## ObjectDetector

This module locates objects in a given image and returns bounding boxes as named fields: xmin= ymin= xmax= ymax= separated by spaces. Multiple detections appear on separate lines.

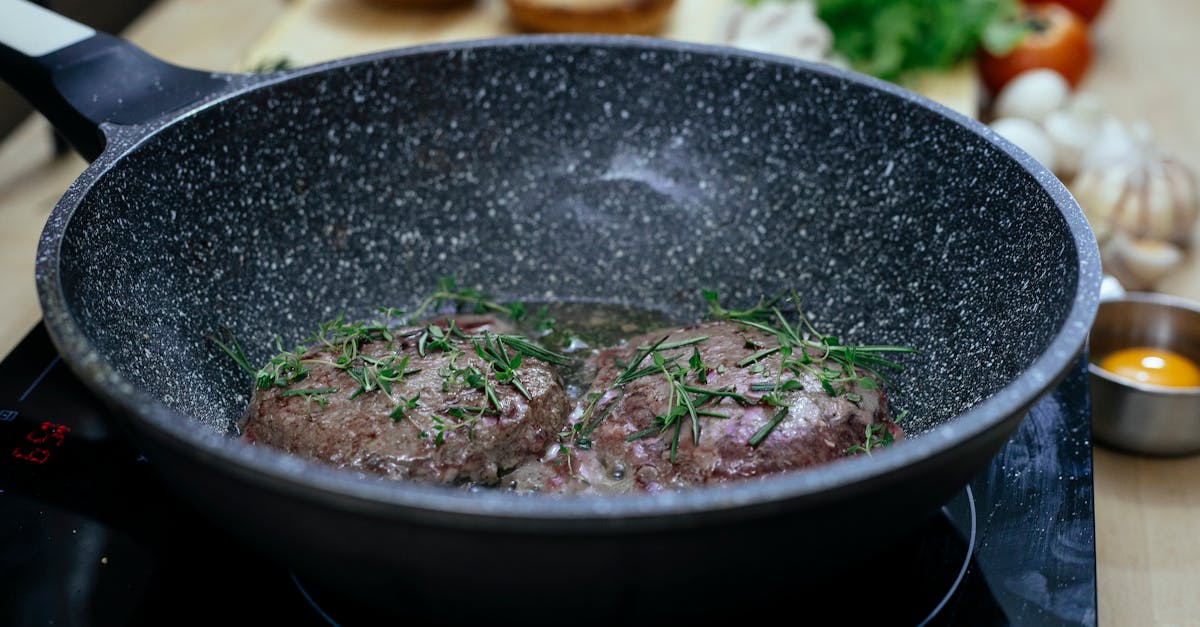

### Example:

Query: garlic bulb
xmin=1070 ymin=132 xmax=1200 ymax=288
xmin=720 ymin=0 xmax=833 ymax=63
xmin=989 ymin=117 xmax=1057 ymax=171
xmin=1043 ymin=92 xmax=1110 ymax=178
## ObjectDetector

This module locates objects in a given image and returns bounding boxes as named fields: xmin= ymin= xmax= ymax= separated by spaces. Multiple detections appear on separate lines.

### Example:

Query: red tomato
xmin=979 ymin=4 xmax=1092 ymax=93
xmin=1023 ymin=0 xmax=1107 ymax=23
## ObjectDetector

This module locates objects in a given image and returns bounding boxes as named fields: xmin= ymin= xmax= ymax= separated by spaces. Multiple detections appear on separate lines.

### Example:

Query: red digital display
xmin=12 ymin=421 xmax=70 ymax=464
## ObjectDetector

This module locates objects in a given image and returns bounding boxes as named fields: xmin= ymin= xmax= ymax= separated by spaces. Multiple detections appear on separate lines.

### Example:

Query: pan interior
xmin=54 ymin=42 xmax=1079 ymax=456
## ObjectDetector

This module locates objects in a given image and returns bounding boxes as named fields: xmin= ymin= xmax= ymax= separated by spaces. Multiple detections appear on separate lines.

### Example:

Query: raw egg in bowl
xmin=1089 ymin=292 xmax=1200 ymax=455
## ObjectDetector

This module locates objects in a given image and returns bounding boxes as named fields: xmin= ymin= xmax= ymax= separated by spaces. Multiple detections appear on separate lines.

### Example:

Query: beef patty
xmin=241 ymin=318 xmax=570 ymax=485
xmin=554 ymin=321 xmax=901 ymax=492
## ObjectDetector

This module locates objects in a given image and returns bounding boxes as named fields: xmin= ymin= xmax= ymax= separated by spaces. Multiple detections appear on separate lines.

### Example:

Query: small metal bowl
xmin=1090 ymin=291 xmax=1200 ymax=456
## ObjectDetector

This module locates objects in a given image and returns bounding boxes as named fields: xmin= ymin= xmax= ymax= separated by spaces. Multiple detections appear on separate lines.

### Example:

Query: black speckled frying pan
xmin=1 ymin=1 xmax=1099 ymax=620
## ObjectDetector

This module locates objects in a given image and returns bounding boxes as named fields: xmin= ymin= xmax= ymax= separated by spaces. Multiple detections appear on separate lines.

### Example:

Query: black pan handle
xmin=0 ymin=0 xmax=232 ymax=161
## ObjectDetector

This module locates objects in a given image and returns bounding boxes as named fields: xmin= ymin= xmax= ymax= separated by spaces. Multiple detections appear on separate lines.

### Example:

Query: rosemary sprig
xmin=210 ymin=327 xmax=309 ymax=390
xmin=614 ymin=335 xmax=670 ymax=385
xmin=476 ymin=334 xmax=569 ymax=366
xmin=473 ymin=333 xmax=531 ymax=400
xmin=748 ymin=408 xmax=789 ymax=447
xmin=406 ymin=275 xmax=527 ymax=322
xmin=705 ymin=289 xmax=916 ymax=396
xmin=636 ymin=336 xmax=709 ymax=351
xmin=622 ymin=350 xmax=728 ymax=462
xmin=213 ymin=277 xmax=572 ymax=449
xmin=279 ymin=386 xmax=338 ymax=407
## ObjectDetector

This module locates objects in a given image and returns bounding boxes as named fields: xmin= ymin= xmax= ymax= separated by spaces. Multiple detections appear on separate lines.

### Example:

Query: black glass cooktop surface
xmin=0 ymin=324 xmax=1096 ymax=626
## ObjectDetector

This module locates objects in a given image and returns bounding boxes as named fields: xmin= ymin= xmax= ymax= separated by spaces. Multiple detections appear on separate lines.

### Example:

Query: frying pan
xmin=1 ymin=0 xmax=1099 ymax=620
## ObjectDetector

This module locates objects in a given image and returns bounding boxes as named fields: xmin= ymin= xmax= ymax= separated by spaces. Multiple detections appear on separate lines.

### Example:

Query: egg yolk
xmin=1098 ymin=346 xmax=1200 ymax=387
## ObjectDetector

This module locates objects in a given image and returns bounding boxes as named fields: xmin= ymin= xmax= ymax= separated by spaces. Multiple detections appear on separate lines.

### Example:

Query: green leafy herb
xmin=254 ymin=340 xmax=309 ymax=390
xmin=846 ymin=422 xmax=896 ymax=456
xmin=473 ymin=333 xmax=530 ymax=400
xmin=438 ymin=351 xmax=499 ymax=410
xmin=278 ymin=386 xmax=338 ymax=407
xmin=407 ymin=275 xmax=527 ymax=322
xmin=748 ymin=408 xmax=790 ymax=447
xmin=621 ymin=348 xmax=744 ymax=462
xmin=209 ymin=327 xmax=308 ymax=390
xmin=614 ymin=335 xmax=671 ymax=385
xmin=688 ymin=346 xmax=709 ymax=385
xmin=247 ymin=55 xmax=294 ymax=73
xmin=479 ymin=334 xmax=569 ymax=366
xmin=344 ymin=354 xmax=419 ymax=400
xmin=808 ymin=0 xmax=1021 ymax=81
xmin=389 ymin=394 xmax=421 ymax=422
xmin=705 ymin=289 xmax=915 ymax=397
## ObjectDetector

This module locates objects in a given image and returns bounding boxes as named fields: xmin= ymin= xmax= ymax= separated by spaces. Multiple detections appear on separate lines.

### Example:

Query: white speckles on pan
xmin=36 ymin=37 xmax=1098 ymax=514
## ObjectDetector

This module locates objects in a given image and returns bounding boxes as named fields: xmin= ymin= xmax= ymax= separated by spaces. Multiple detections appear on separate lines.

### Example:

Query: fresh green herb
xmin=569 ymin=392 xmax=618 ymax=451
xmin=403 ymin=403 xmax=496 ymax=446
xmin=209 ymin=327 xmax=308 ymax=390
xmin=636 ymin=336 xmax=708 ymax=351
xmin=278 ymin=387 xmax=338 ymax=407
xmin=210 ymin=327 xmax=256 ymax=376
xmin=748 ymin=408 xmax=790 ymax=447
xmin=247 ymin=55 xmax=294 ymax=73
xmin=255 ymin=340 xmax=310 ymax=390
xmin=677 ymin=385 xmax=752 ymax=406
xmin=438 ymin=351 xmax=500 ymax=410
xmin=688 ymin=346 xmax=709 ymax=385
xmin=553 ymin=443 xmax=587 ymax=484
xmin=478 ymin=334 xmax=569 ymax=366
xmin=407 ymin=275 xmax=527 ymax=322
xmin=846 ymin=422 xmax=895 ymax=456
xmin=705 ymin=289 xmax=915 ymax=395
xmin=473 ymin=333 xmax=530 ymax=400
xmin=533 ymin=305 xmax=556 ymax=333
xmin=343 ymin=354 xmax=419 ymax=400
xmin=623 ymin=350 xmax=730 ymax=462
xmin=614 ymin=335 xmax=671 ymax=385
xmin=807 ymin=0 xmax=1022 ymax=81
xmin=388 ymin=394 xmax=421 ymax=422
xmin=305 ymin=310 xmax=398 ymax=356
xmin=416 ymin=321 xmax=462 ymax=357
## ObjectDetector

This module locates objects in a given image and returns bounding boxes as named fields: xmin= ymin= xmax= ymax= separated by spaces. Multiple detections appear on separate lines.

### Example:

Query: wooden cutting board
xmin=240 ymin=0 xmax=981 ymax=117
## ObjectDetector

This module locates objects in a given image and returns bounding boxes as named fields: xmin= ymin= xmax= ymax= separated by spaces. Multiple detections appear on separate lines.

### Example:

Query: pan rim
xmin=34 ymin=34 xmax=1101 ymax=525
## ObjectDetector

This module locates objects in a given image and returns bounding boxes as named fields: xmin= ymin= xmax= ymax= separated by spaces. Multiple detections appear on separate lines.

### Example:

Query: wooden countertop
xmin=2 ymin=0 xmax=1197 ymax=623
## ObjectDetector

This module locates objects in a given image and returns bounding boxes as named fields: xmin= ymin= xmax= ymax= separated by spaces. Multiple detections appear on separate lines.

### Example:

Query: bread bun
xmin=505 ymin=0 xmax=676 ymax=35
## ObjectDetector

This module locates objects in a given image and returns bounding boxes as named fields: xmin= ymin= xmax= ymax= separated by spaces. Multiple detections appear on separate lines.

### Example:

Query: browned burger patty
xmin=241 ymin=319 xmax=570 ymax=486
xmin=562 ymin=321 xmax=901 ymax=492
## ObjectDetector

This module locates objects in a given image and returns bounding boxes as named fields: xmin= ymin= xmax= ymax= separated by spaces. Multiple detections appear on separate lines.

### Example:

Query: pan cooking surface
xmin=49 ymin=42 xmax=1080 ymax=451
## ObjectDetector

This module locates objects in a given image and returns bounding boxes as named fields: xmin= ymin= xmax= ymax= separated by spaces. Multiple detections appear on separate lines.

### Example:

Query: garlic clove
xmin=989 ymin=117 xmax=1057 ymax=171
xmin=1079 ymin=116 xmax=1136 ymax=171
xmin=1044 ymin=112 xmax=1088 ymax=178
xmin=1070 ymin=159 xmax=1130 ymax=243
xmin=993 ymin=69 xmax=1071 ymax=124
xmin=1044 ymin=93 xmax=1108 ymax=179
xmin=1101 ymin=234 xmax=1184 ymax=290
